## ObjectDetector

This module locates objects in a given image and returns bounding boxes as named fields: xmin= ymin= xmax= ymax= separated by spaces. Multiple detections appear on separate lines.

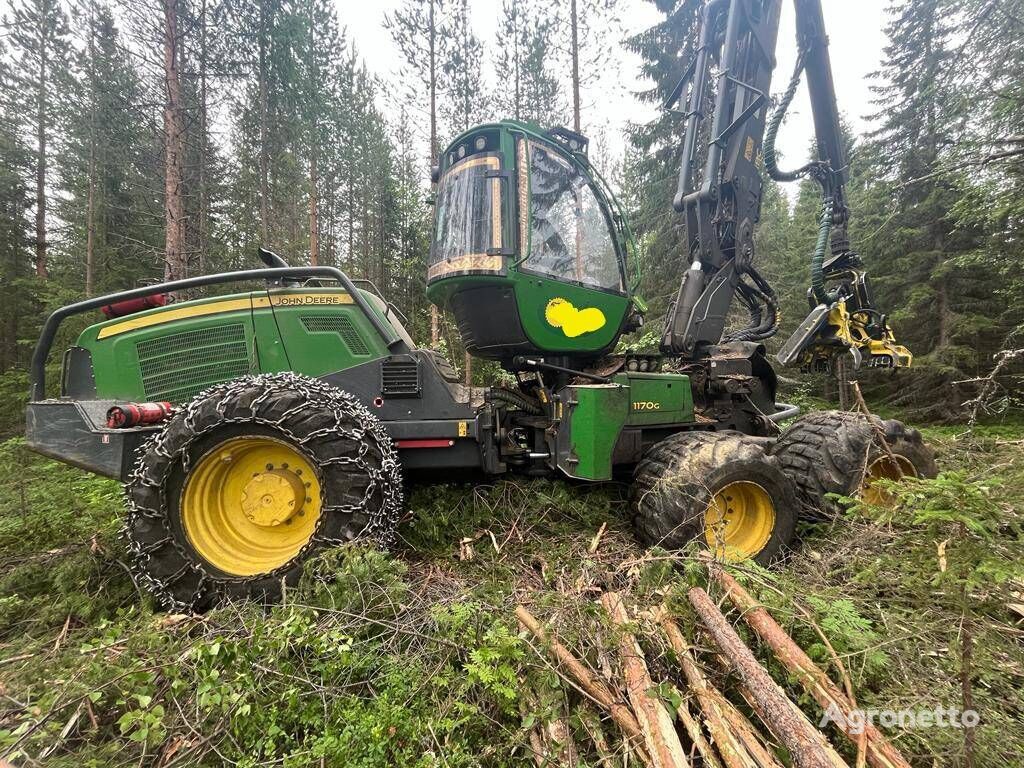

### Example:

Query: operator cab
xmin=426 ymin=121 xmax=643 ymax=366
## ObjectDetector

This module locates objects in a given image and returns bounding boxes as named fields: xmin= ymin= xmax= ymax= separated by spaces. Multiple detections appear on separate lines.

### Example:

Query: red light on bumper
xmin=395 ymin=439 xmax=455 ymax=449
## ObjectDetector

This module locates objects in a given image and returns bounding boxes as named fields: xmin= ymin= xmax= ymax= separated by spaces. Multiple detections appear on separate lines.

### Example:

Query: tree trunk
xmin=309 ymin=153 xmax=319 ymax=265
xmin=307 ymin=0 xmax=319 ymax=267
xmin=570 ymin=0 xmax=581 ymax=133
xmin=429 ymin=0 xmax=440 ymax=347
xmin=602 ymin=592 xmax=690 ymax=768
xmin=198 ymin=0 xmax=208 ymax=275
xmin=688 ymin=588 xmax=848 ymax=768
xmin=163 ymin=0 xmax=187 ymax=283
xmin=34 ymin=24 xmax=48 ymax=279
xmin=85 ymin=7 xmax=97 ymax=296
xmin=258 ymin=0 xmax=270 ymax=244
xmin=708 ymin=566 xmax=912 ymax=768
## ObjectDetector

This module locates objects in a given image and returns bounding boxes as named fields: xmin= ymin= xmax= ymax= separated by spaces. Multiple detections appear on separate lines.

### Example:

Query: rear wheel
xmin=770 ymin=410 xmax=937 ymax=517
xmin=630 ymin=432 xmax=799 ymax=565
xmin=124 ymin=372 xmax=403 ymax=611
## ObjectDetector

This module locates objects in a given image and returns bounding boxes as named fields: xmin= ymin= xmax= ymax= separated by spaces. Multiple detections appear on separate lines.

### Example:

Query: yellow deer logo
xmin=545 ymin=298 xmax=606 ymax=338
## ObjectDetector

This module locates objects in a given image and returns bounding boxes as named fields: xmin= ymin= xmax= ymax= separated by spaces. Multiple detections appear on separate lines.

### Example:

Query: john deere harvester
xmin=27 ymin=0 xmax=935 ymax=610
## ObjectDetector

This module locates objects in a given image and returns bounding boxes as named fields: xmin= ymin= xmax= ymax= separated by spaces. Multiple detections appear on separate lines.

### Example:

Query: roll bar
xmin=30 ymin=266 xmax=409 ymax=401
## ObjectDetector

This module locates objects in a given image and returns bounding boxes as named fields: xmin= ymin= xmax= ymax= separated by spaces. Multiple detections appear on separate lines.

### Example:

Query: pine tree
xmin=298 ymin=0 xmax=345 ymax=266
xmin=495 ymin=0 xmax=563 ymax=126
xmin=7 ymin=0 xmax=69 ymax=280
xmin=551 ymin=0 xmax=622 ymax=133
xmin=440 ymin=0 xmax=486 ymax=137
xmin=386 ymin=0 xmax=447 ymax=165
xmin=0 ymin=48 xmax=32 ymax=372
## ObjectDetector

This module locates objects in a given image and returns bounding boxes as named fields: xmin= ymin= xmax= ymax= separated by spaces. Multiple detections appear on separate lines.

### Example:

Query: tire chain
xmin=123 ymin=372 xmax=403 ymax=612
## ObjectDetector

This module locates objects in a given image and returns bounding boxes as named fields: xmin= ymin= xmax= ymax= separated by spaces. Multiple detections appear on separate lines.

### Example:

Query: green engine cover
xmin=555 ymin=371 xmax=695 ymax=481
xmin=75 ymin=287 xmax=392 ymax=404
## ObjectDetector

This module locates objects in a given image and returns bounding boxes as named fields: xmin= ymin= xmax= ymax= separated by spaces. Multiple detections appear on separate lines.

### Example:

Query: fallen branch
xmin=659 ymin=615 xmax=778 ymax=768
xmin=589 ymin=522 xmax=608 ymax=554
xmin=515 ymin=605 xmax=651 ymax=764
xmin=602 ymin=592 xmax=690 ymax=768
xmin=707 ymin=566 xmax=911 ymax=768
xmin=688 ymin=588 xmax=849 ymax=768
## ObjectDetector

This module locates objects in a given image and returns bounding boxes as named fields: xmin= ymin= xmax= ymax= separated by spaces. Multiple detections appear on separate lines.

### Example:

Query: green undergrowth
xmin=1 ymin=425 xmax=1022 ymax=766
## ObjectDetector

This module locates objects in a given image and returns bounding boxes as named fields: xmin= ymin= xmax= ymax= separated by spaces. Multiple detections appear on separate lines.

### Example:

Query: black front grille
xmin=300 ymin=315 xmax=371 ymax=355
xmin=381 ymin=357 xmax=420 ymax=397
xmin=136 ymin=324 xmax=250 ymax=403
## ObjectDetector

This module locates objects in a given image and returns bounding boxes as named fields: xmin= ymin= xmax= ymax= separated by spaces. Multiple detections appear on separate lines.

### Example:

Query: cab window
xmin=430 ymin=155 xmax=503 ymax=280
xmin=523 ymin=141 xmax=622 ymax=292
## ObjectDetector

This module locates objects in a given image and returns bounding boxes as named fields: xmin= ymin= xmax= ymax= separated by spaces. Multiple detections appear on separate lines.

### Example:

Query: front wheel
xmin=630 ymin=432 xmax=799 ymax=565
xmin=124 ymin=372 xmax=403 ymax=611
xmin=770 ymin=410 xmax=937 ymax=517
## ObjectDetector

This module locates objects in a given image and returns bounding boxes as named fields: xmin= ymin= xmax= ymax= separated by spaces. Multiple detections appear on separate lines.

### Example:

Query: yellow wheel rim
xmin=704 ymin=481 xmax=776 ymax=562
xmin=181 ymin=436 xmax=322 ymax=576
xmin=861 ymin=455 xmax=917 ymax=507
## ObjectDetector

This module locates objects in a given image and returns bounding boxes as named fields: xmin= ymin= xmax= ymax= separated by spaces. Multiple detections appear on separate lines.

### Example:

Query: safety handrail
xmin=30 ymin=266 xmax=408 ymax=401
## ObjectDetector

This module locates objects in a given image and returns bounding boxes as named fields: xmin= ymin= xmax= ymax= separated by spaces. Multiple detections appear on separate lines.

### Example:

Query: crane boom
xmin=661 ymin=0 xmax=911 ymax=374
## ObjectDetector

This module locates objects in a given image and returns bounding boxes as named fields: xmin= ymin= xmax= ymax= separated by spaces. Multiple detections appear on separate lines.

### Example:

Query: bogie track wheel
xmin=770 ymin=410 xmax=937 ymax=518
xmin=631 ymin=432 xmax=798 ymax=565
xmin=124 ymin=373 xmax=403 ymax=611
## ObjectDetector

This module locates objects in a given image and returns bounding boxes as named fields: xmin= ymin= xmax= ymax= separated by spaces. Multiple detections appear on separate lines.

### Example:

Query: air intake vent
xmin=300 ymin=315 xmax=370 ymax=355
xmin=381 ymin=357 xmax=420 ymax=398
xmin=137 ymin=324 xmax=250 ymax=403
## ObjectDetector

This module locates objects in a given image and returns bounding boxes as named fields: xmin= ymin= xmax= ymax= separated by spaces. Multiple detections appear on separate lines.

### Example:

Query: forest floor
xmin=1 ymin=420 xmax=1022 ymax=767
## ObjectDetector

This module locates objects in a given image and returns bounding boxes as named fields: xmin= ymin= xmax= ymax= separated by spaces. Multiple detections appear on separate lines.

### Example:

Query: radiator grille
xmin=300 ymin=315 xmax=371 ymax=355
xmin=137 ymin=324 xmax=250 ymax=403
xmin=381 ymin=358 xmax=420 ymax=397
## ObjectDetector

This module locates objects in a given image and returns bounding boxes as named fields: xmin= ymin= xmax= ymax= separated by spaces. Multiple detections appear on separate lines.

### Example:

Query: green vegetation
xmin=2 ymin=426 xmax=1022 ymax=766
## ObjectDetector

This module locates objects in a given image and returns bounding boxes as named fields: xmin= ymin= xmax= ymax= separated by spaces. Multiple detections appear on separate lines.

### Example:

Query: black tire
xmin=770 ymin=410 xmax=937 ymax=518
xmin=630 ymin=432 xmax=799 ymax=566
xmin=124 ymin=372 xmax=403 ymax=611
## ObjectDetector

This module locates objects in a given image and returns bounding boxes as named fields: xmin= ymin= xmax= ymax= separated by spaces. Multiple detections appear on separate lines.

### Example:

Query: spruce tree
xmin=864 ymin=0 xmax=985 ymax=418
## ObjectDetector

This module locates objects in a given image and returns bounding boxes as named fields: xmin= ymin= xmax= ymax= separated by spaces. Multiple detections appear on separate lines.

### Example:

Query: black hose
xmin=811 ymin=198 xmax=835 ymax=305
xmin=764 ymin=46 xmax=839 ymax=307
xmin=490 ymin=388 xmax=543 ymax=416
xmin=763 ymin=51 xmax=818 ymax=184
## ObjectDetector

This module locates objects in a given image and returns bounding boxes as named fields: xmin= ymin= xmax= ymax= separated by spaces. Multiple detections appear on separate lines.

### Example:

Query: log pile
xmin=515 ymin=561 xmax=913 ymax=768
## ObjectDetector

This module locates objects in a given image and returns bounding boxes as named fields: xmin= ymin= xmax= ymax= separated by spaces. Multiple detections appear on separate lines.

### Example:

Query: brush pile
xmin=516 ymin=558 xmax=912 ymax=768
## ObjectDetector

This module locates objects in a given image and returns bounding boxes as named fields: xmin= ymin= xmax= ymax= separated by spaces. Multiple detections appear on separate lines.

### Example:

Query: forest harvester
xmin=26 ymin=0 xmax=935 ymax=610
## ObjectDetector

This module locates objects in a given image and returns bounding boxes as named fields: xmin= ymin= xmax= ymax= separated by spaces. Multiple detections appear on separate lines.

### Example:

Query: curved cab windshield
xmin=524 ymin=141 xmax=622 ymax=292
xmin=430 ymin=156 xmax=502 ymax=280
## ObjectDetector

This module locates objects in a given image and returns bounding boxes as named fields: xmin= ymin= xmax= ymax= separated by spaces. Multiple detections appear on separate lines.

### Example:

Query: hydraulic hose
xmin=763 ymin=51 xmax=815 ymax=183
xmin=490 ymin=388 xmax=543 ymax=416
xmin=764 ymin=46 xmax=838 ymax=307
xmin=811 ymin=198 xmax=835 ymax=305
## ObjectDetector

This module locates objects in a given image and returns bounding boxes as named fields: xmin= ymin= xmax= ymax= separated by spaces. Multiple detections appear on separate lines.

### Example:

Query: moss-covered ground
xmin=1 ymin=422 xmax=1022 ymax=766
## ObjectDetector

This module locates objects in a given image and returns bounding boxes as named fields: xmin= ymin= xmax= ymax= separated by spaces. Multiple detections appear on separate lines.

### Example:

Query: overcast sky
xmin=343 ymin=0 xmax=893 ymax=190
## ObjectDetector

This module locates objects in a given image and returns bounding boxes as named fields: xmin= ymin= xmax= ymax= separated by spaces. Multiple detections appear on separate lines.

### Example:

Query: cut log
xmin=602 ymin=592 xmax=691 ymax=768
xmin=515 ymin=605 xmax=651 ymax=763
xmin=688 ymin=588 xmax=849 ymax=768
xmin=659 ymin=615 xmax=772 ymax=768
xmin=707 ymin=567 xmax=912 ymax=768
xmin=706 ymin=682 xmax=786 ymax=768
xmin=674 ymin=690 xmax=725 ymax=768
